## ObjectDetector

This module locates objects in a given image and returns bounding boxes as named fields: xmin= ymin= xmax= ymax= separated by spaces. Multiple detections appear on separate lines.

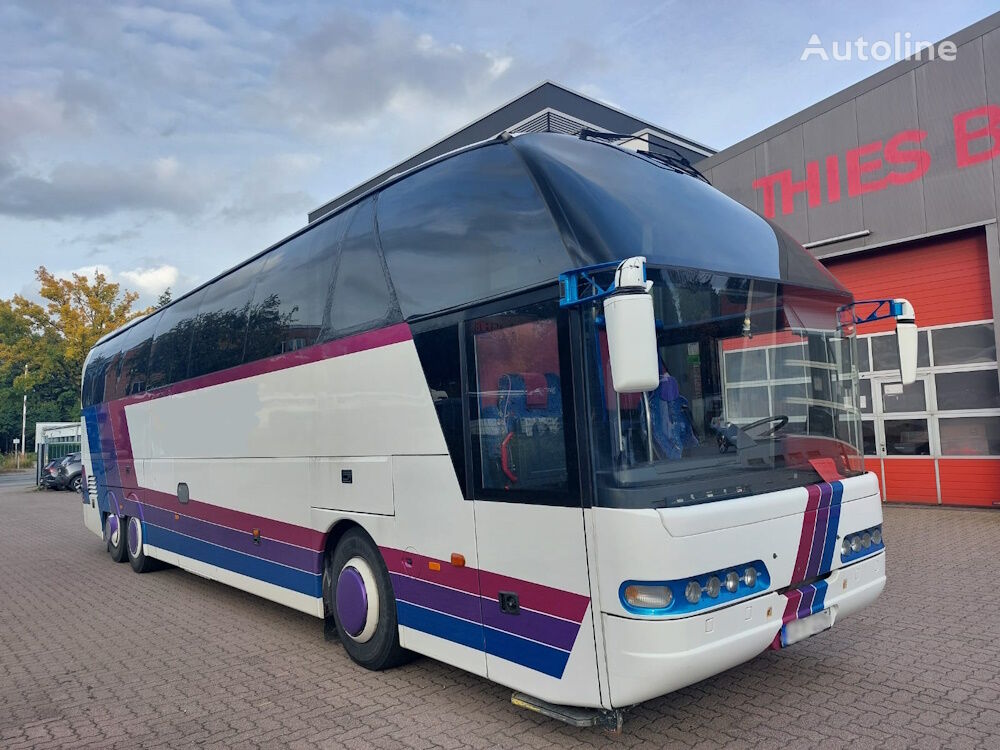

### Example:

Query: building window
xmin=870 ymin=331 xmax=929 ymax=371
xmin=939 ymin=416 xmax=1000 ymax=456
xmin=935 ymin=370 xmax=1000 ymax=411
xmin=883 ymin=419 xmax=930 ymax=456
xmin=931 ymin=323 xmax=996 ymax=366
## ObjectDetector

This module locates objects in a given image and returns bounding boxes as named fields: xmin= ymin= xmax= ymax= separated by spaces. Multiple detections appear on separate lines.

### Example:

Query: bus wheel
xmin=329 ymin=529 xmax=409 ymax=670
xmin=126 ymin=515 xmax=160 ymax=573
xmin=106 ymin=514 xmax=128 ymax=563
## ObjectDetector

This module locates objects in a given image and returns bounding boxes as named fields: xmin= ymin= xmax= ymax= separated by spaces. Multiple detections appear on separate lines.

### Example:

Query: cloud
xmin=119 ymin=265 xmax=179 ymax=297
xmin=0 ymin=156 xmax=220 ymax=220
xmin=258 ymin=11 xmax=525 ymax=135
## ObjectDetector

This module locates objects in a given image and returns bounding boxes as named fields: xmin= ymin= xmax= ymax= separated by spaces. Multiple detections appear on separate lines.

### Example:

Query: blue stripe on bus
xmin=819 ymin=481 xmax=844 ymax=574
xmin=82 ymin=408 xmax=107 ymax=511
xmin=396 ymin=601 xmax=485 ymax=651
xmin=484 ymin=627 xmax=571 ymax=679
xmin=396 ymin=601 xmax=571 ymax=678
xmin=144 ymin=523 xmax=323 ymax=597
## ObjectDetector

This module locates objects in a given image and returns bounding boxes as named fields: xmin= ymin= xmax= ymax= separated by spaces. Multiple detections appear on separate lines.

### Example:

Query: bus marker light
xmin=450 ymin=553 xmax=466 ymax=567
xmin=706 ymin=576 xmax=721 ymax=598
xmin=684 ymin=581 xmax=701 ymax=604
xmin=428 ymin=561 xmax=441 ymax=572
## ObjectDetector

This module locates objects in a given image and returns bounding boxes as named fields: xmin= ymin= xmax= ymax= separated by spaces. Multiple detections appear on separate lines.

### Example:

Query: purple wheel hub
xmin=127 ymin=517 xmax=141 ymax=557
xmin=336 ymin=566 xmax=368 ymax=638
xmin=106 ymin=514 xmax=120 ymax=544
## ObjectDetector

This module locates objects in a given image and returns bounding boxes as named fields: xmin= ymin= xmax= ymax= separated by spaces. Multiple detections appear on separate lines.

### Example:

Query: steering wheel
xmin=742 ymin=415 xmax=789 ymax=438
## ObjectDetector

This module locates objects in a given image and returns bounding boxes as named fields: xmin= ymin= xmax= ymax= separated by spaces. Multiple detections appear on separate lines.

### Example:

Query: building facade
xmin=700 ymin=11 xmax=1000 ymax=508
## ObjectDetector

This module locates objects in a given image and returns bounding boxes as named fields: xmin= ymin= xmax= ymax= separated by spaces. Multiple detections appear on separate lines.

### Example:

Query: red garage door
xmin=825 ymin=230 xmax=1000 ymax=508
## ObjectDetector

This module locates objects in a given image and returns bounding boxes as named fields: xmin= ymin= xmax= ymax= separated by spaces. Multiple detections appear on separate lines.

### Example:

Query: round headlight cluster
xmin=842 ymin=525 xmax=884 ymax=559
xmin=683 ymin=566 xmax=761 ymax=605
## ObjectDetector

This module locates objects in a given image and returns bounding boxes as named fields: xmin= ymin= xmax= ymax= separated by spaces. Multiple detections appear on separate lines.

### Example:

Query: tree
xmin=157 ymin=287 xmax=172 ymax=307
xmin=0 ymin=267 xmax=148 ymax=450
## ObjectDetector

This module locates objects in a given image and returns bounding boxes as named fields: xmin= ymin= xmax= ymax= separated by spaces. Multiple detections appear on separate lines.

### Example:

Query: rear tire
xmin=70 ymin=475 xmax=83 ymax=494
xmin=105 ymin=514 xmax=128 ymax=563
xmin=126 ymin=515 xmax=161 ymax=573
xmin=328 ymin=529 xmax=410 ymax=670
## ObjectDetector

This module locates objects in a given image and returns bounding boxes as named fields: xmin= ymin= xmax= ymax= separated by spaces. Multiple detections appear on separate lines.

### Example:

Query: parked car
xmin=50 ymin=452 xmax=83 ymax=493
xmin=40 ymin=458 xmax=62 ymax=489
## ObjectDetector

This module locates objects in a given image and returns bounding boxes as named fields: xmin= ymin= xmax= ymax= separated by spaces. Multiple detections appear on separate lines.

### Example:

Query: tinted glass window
xmin=413 ymin=324 xmax=466 ymax=492
xmin=880 ymin=380 xmax=926 ymax=413
xmin=116 ymin=317 xmax=156 ymax=397
xmin=935 ymin=370 xmax=1000 ymax=411
xmin=857 ymin=338 xmax=871 ymax=373
xmin=861 ymin=420 xmax=876 ymax=455
xmin=378 ymin=144 xmax=568 ymax=318
xmin=725 ymin=349 xmax=767 ymax=382
xmin=932 ymin=324 xmax=996 ymax=366
xmin=939 ymin=416 xmax=1000 ymax=455
xmin=328 ymin=198 xmax=395 ymax=336
xmin=147 ymin=290 xmax=205 ymax=390
xmin=512 ymin=134 xmax=844 ymax=291
xmin=467 ymin=302 xmax=570 ymax=498
xmin=245 ymin=207 xmax=354 ymax=361
xmin=82 ymin=344 xmax=114 ymax=407
xmin=871 ymin=331 xmax=929 ymax=371
xmin=859 ymin=377 xmax=873 ymax=413
xmin=188 ymin=259 xmax=264 ymax=378
xmin=884 ymin=419 xmax=930 ymax=455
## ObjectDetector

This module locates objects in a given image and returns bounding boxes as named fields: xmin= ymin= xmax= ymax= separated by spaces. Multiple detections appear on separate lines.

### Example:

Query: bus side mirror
xmin=603 ymin=257 xmax=659 ymax=393
xmin=895 ymin=299 xmax=917 ymax=385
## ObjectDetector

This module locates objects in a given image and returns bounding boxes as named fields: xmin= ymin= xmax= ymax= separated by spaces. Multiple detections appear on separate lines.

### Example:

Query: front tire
xmin=328 ymin=529 xmax=410 ymax=670
xmin=105 ymin=514 xmax=128 ymax=563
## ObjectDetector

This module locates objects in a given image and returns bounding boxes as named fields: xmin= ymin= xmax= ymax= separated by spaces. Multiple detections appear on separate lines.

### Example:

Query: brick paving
xmin=1 ymin=477 xmax=998 ymax=749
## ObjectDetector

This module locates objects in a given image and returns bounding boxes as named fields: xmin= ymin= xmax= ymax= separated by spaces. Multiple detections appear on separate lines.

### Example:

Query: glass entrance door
xmin=869 ymin=374 xmax=938 ymax=503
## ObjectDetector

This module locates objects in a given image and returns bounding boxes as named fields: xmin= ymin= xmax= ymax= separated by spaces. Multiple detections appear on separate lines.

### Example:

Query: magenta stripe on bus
xmin=109 ymin=322 xmax=412 ymax=409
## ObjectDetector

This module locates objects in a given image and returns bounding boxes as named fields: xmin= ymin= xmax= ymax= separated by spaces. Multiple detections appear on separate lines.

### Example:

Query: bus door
xmin=465 ymin=300 xmax=602 ymax=706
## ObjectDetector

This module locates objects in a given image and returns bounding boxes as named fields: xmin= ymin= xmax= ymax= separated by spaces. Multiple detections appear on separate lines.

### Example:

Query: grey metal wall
xmin=699 ymin=12 xmax=1000 ymax=256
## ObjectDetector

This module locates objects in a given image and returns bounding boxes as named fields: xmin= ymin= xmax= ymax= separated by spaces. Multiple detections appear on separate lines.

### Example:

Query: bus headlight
xmin=685 ymin=580 xmax=702 ymax=604
xmin=742 ymin=567 xmax=757 ymax=588
xmin=871 ymin=527 xmax=882 ymax=545
xmin=725 ymin=571 xmax=740 ymax=593
xmin=850 ymin=535 xmax=862 ymax=553
xmin=623 ymin=584 xmax=672 ymax=609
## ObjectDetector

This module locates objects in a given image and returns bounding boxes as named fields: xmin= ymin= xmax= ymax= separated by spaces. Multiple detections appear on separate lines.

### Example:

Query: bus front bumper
xmin=601 ymin=551 xmax=886 ymax=708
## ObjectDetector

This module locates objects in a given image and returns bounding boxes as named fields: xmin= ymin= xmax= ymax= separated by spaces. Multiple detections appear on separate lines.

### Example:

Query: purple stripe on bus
xmin=390 ymin=573 xmax=482 ymax=624
xmin=806 ymin=485 xmax=833 ymax=579
xmin=481 ymin=600 xmax=581 ymax=652
xmin=134 ymin=501 xmax=322 ymax=573
xmin=390 ymin=572 xmax=582 ymax=652
xmin=797 ymin=584 xmax=816 ymax=619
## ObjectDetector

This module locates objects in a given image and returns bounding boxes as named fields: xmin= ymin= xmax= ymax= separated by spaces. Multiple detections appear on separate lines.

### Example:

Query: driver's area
xmin=584 ymin=268 xmax=865 ymax=509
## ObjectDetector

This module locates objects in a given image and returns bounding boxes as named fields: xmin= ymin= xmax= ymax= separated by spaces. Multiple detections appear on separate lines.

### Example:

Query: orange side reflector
xmin=450 ymin=553 xmax=466 ymax=568
xmin=428 ymin=561 xmax=441 ymax=571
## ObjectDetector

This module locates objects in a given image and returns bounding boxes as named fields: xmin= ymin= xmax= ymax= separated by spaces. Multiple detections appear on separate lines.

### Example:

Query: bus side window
xmin=467 ymin=302 xmax=568 ymax=496
xmin=328 ymin=197 xmax=398 ymax=338
xmin=413 ymin=324 xmax=466 ymax=495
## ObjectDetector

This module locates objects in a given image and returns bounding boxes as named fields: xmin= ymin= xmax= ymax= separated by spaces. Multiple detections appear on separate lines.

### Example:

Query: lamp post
xmin=21 ymin=364 xmax=27 ymax=460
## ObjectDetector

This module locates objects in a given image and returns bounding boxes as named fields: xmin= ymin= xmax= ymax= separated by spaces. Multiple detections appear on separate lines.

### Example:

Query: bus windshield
xmin=584 ymin=268 xmax=864 ymax=509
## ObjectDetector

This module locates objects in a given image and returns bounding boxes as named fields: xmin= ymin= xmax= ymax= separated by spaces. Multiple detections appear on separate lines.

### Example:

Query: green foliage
xmin=0 ymin=267 xmax=148 ymax=450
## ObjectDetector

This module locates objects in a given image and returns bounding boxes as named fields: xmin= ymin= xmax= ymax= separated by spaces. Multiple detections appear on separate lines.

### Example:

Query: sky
xmin=0 ymin=0 xmax=996 ymax=306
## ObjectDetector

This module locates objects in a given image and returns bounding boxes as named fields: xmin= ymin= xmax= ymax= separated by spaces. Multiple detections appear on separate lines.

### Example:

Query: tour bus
xmin=80 ymin=132 xmax=913 ymax=726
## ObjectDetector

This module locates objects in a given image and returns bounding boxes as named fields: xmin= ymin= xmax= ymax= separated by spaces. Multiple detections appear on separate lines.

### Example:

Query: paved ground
xmin=1 ymin=478 xmax=998 ymax=749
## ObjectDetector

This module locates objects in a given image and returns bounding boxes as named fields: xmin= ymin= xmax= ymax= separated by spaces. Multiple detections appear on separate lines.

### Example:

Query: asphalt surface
xmin=1 ymin=475 xmax=998 ymax=749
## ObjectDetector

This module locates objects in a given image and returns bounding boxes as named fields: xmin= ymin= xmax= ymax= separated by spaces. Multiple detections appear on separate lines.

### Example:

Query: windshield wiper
xmin=577 ymin=129 xmax=710 ymax=183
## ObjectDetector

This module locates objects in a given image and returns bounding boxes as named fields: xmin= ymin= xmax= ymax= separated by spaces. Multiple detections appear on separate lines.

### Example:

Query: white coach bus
xmin=80 ymin=132 xmax=913 ymax=726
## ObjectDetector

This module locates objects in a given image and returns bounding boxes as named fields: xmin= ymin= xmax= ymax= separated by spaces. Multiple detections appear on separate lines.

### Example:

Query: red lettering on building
xmin=954 ymin=105 xmax=1000 ymax=168
xmin=742 ymin=102 xmax=1000 ymax=218
xmin=846 ymin=141 xmax=886 ymax=197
